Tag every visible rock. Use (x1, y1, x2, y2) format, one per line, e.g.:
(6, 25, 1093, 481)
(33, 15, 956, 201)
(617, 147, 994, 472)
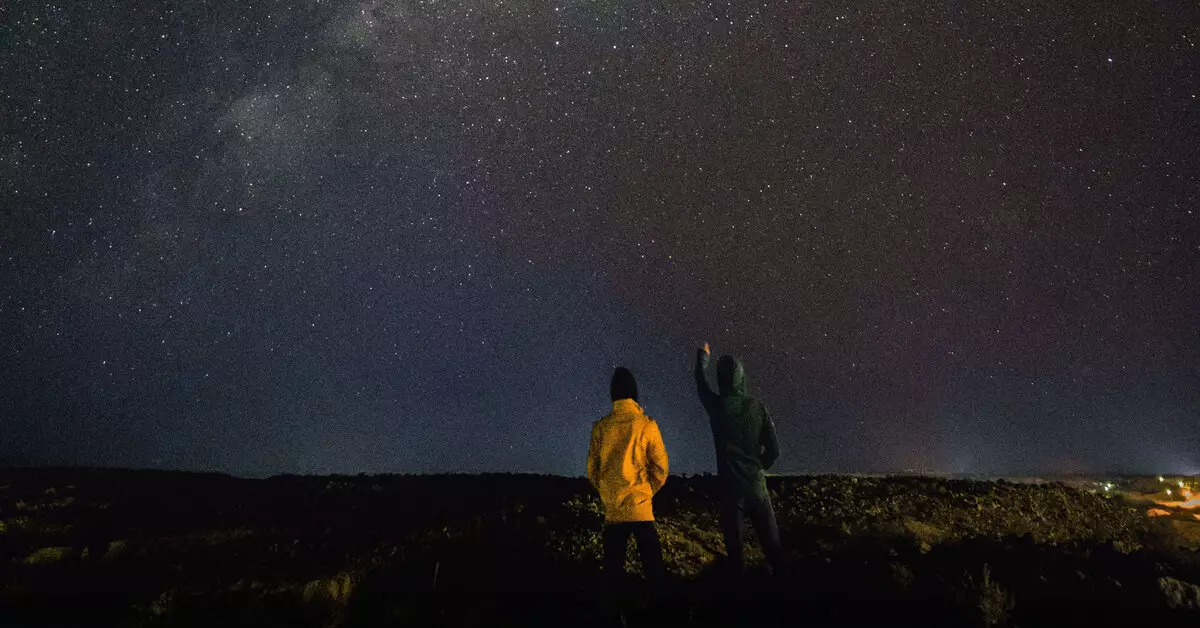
(23, 546, 75, 565)
(104, 539, 129, 561)
(1158, 576, 1200, 611)
(302, 572, 357, 606)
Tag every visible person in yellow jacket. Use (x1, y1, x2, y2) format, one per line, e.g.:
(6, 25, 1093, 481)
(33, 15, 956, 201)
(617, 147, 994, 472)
(587, 366, 669, 588)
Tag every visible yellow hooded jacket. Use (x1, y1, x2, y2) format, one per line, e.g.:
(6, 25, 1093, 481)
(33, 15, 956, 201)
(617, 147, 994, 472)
(587, 398, 669, 522)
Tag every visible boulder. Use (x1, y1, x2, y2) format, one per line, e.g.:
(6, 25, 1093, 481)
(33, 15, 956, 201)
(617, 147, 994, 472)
(23, 546, 75, 565)
(302, 572, 357, 606)
(1158, 576, 1200, 611)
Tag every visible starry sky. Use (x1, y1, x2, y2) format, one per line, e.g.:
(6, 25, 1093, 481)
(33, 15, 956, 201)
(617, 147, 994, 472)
(2, 1, 1198, 478)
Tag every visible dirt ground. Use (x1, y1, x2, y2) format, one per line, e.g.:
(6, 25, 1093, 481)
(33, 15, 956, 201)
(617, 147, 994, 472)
(2, 469, 1200, 626)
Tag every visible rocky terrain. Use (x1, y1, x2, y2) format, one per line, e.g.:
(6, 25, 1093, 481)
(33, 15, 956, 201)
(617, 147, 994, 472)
(2, 469, 1199, 626)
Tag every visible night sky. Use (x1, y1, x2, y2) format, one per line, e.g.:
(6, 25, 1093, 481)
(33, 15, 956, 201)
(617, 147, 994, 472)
(2, 1, 1198, 477)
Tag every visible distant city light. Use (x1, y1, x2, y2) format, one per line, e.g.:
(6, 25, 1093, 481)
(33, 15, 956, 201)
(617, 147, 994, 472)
(1179, 481, 1186, 488)
(1167, 489, 1173, 496)
(1159, 476, 1165, 482)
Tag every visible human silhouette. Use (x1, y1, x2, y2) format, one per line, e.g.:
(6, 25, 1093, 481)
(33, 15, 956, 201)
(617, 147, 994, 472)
(695, 343, 786, 577)
(587, 367, 669, 594)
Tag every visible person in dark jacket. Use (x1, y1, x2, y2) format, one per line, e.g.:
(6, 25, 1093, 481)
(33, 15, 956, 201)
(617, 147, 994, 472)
(695, 343, 785, 577)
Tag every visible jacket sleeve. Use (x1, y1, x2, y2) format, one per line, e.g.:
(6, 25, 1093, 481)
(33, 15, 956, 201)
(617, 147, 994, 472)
(587, 422, 601, 490)
(759, 404, 780, 471)
(695, 349, 718, 412)
(644, 420, 669, 493)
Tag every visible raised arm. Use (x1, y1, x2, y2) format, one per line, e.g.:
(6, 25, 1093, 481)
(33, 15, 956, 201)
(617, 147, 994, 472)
(759, 403, 780, 470)
(695, 344, 718, 410)
(645, 420, 669, 493)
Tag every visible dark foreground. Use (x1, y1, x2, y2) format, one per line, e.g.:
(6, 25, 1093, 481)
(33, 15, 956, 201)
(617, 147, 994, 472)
(2, 470, 1200, 627)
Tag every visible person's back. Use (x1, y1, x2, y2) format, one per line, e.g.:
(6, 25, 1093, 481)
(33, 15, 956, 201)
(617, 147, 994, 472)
(589, 398, 667, 521)
(587, 367, 669, 604)
(695, 344, 785, 577)
(697, 349, 780, 497)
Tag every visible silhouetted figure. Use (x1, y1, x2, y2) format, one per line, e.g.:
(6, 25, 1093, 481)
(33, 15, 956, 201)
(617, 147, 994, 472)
(695, 343, 786, 577)
(587, 367, 669, 596)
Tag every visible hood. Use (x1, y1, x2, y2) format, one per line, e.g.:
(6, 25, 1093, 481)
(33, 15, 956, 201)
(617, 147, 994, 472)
(610, 366, 639, 402)
(716, 355, 746, 396)
(609, 398, 645, 416)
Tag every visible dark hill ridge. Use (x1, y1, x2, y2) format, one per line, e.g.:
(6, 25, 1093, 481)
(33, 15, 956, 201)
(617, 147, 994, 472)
(2, 469, 1199, 626)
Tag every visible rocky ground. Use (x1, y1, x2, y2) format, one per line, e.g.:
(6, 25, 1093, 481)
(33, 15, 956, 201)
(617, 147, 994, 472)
(2, 469, 1200, 627)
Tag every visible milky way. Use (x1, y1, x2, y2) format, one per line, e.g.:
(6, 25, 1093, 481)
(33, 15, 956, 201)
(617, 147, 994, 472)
(2, 1, 1198, 476)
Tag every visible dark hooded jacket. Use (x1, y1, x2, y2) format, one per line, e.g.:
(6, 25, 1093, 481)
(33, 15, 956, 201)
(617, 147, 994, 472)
(696, 350, 780, 497)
